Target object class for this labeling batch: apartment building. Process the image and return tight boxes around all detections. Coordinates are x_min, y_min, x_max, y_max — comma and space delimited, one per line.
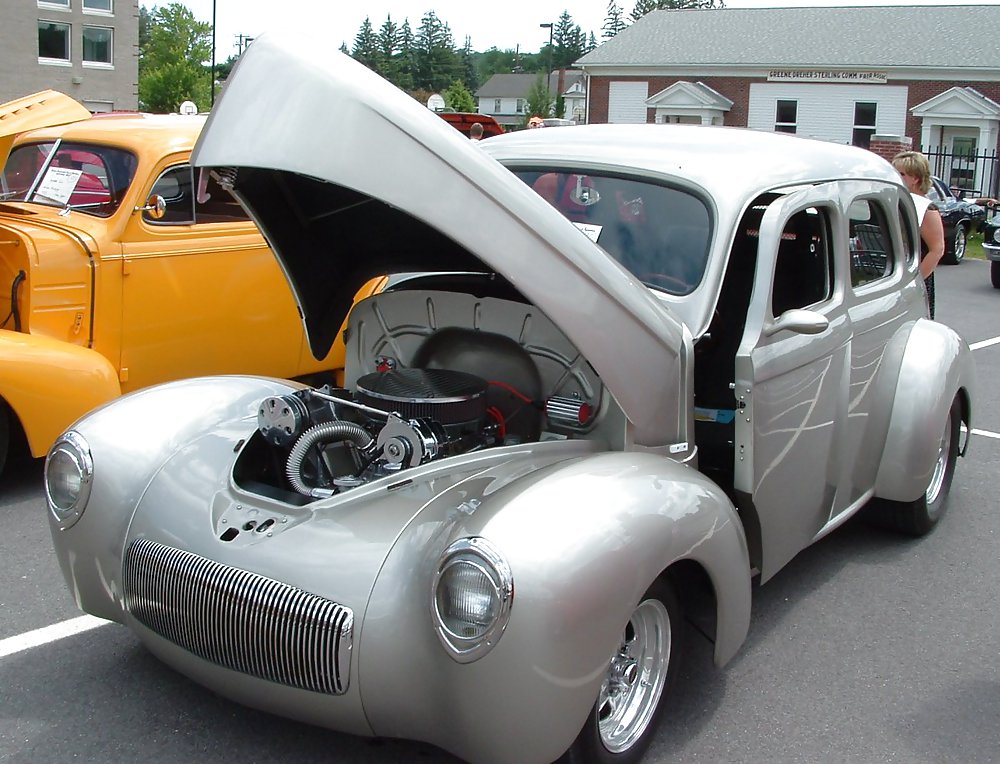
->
2, 0, 139, 111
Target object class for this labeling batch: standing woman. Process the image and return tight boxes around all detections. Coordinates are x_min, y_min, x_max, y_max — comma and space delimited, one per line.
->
892, 150, 945, 319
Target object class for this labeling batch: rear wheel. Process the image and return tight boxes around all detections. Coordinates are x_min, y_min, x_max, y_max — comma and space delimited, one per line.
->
563, 579, 682, 764
0, 400, 9, 479
874, 396, 960, 536
942, 223, 966, 265
992, 261, 1000, 289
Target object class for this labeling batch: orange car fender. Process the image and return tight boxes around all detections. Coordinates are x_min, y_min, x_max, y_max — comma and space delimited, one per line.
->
0, 329, 121, 457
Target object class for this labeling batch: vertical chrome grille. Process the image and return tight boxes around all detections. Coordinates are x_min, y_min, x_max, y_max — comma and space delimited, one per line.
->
122, 538, 353, 695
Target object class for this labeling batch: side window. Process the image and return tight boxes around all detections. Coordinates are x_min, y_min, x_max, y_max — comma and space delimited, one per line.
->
771, 207, 832, 316
147, 166, 194, 224
146, 166, 249, 225
849, 199, 895, 287
898, 201, 917, 265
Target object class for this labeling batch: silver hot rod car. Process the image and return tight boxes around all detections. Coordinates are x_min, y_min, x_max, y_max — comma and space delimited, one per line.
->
46, 35, 975, 764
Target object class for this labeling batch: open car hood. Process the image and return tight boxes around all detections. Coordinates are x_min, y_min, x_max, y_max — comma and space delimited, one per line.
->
0, 90, 92, 169
193, 34, 688, 448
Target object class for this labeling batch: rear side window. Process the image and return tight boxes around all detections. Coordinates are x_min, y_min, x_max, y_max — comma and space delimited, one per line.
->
898, 200, 917, 265
849, 199, 895, 287
771, 207, 833, 315
145, 166, 250, 225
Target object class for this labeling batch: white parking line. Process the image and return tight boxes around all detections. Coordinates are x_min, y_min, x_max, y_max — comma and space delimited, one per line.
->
971, 428, 1000, 441
970, 336, 1000, 351
0, 614, 108, 659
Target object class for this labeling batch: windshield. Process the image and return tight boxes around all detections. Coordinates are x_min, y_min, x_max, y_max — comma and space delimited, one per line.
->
1, 141, 138, 217
512, 169, 712, 295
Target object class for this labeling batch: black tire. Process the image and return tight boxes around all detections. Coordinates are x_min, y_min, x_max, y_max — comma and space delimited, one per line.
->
562, 578, 682, 764
942, 223, 966, 265
873, 396, 960, 536
992, 261, 1000, 289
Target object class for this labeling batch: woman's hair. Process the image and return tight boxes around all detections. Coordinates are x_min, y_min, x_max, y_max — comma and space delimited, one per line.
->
892, 150, 932, 193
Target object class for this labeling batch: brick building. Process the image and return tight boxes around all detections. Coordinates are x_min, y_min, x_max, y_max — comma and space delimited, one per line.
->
576, 5, 1000, 194
2, 0, 139, 111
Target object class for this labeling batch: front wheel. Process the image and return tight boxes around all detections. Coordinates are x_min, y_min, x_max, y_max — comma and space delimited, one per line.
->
942, 223, 967, 265
991, 261, 1000, 289
873, 396, 961, 536
563, 579, 682, 764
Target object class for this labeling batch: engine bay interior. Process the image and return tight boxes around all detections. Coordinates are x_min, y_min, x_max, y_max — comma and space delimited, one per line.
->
233, 277, 612, 504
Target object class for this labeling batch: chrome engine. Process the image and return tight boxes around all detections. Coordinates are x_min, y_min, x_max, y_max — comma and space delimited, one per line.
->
247, 368, 504, 499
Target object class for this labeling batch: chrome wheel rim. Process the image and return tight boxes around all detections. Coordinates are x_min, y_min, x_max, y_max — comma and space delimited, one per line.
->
954, 228, 966, 260
597, 598, 671, 753
926, 412, 953, 505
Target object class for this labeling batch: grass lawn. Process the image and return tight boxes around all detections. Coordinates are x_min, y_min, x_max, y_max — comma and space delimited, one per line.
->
967, 229, 986, 260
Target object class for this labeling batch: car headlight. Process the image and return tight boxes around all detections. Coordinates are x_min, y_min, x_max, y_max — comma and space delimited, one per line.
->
45, 431, 93, 529
993, 228, 1000, 244
431, 537, 513, 663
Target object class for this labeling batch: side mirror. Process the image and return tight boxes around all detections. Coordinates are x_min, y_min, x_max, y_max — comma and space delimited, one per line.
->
134, 194, 166, 220
764, 308, 829, 337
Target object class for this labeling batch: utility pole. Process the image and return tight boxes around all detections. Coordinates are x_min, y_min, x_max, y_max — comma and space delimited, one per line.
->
539, 22, 553, 116
210, 0, 216, 106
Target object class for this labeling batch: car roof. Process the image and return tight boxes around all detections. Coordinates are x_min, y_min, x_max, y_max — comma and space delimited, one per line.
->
482, 123, 902, 210
17, 113, 206, 157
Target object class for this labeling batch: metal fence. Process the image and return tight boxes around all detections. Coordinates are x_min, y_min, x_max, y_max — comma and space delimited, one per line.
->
922, 145, 1000, 199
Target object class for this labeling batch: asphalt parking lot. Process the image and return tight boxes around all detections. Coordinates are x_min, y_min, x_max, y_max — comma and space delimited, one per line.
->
1, 260, 998, 764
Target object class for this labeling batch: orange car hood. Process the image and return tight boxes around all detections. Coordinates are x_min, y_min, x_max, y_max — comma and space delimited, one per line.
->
0, 91, 92, 170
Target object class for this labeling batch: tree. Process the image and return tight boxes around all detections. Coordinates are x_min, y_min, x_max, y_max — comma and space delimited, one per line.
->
413, 11, 460, 92
377, 16, 401, 83
138, 3, 212, 112
602, 1, 628, 39
524, 74, 552, 122
443, 80, 476, 112
552, 11, 586, 70
352, 17, 379, 72
631, 0, 725, 21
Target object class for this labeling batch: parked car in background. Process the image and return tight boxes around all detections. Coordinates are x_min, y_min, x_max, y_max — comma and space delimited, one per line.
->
980, 210, 1000, 288
927, 175, 985, 264
46, 40, 975, 764
436, 111, 504, 138
0, 90, 382, 478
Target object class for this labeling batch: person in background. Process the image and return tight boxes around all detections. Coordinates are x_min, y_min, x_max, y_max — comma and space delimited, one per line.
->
528, 115, 544, 129
892, 150, 945, 319
469, 122, 484, 141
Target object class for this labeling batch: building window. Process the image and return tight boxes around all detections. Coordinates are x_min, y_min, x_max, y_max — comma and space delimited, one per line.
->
83, 26, 113, 65
494, 99, 501, 113
39, 21, 71, 62
83, 0, 113, 11
38, 0, 70, 7
775, 100, 797, 134
516, 99, 525, 114
852, 102, 877, 149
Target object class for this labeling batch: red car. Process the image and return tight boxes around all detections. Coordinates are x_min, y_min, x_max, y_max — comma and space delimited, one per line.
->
437, 111, 503, 138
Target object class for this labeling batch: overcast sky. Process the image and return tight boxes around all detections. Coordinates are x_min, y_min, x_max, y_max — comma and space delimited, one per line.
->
179, 1, 995, 60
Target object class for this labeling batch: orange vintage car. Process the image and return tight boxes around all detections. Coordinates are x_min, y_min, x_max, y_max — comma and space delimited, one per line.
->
0, 91, 381, 476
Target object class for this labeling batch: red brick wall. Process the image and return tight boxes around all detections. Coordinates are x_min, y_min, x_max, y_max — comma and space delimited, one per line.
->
869, 135, 912, 163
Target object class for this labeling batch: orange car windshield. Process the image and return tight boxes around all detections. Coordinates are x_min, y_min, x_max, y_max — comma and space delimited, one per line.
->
1, 140, 138, 217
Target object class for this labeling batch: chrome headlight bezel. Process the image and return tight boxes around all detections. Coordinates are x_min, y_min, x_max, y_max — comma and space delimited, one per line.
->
45, 430, 93, 530
992, 228, 1000, 244
431, 537, 513, 663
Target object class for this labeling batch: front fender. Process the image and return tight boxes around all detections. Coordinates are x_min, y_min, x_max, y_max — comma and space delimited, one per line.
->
47, 375, 300, 623
0, 329, 120, 456
874, 318, 975, 502
363, 450, 751, 764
